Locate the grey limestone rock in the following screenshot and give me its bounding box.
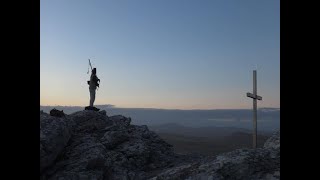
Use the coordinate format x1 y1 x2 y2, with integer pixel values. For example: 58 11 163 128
150 130 280 180
40 110 176 180
40 109 279 180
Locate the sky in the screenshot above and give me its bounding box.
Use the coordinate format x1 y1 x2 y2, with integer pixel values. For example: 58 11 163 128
40 0 280 109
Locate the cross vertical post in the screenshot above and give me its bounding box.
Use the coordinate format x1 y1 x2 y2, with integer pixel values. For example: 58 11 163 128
247 70 262 149
253 70 257 148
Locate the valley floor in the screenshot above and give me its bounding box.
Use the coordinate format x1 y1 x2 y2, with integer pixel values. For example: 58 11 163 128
157 132 269 156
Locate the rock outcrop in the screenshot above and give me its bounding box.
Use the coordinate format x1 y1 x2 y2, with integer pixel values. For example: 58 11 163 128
150 130 280 180
40 110 176 180
40 111 75 173
40 109 280 180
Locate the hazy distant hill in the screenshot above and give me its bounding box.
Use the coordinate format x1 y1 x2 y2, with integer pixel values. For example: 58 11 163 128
149 123 271 137
148 123 271 156
149 123 249 138
40 105 280 132
157 131 270 156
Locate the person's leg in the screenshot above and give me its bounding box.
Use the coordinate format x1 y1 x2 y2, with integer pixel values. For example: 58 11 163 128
92 89 96 106
89 88 94 107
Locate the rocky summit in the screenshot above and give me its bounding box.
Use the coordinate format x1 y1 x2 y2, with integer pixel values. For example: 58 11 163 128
40 110 177 180
40 110 280 180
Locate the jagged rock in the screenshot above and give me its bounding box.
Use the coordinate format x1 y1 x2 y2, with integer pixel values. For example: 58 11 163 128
99 110 107 116
40 112 74 174
40 109 279 180
109 115 131 127
100 129 130 149
263 130 280 150
40 110 176 180
150 130 280 180
49 108 65 117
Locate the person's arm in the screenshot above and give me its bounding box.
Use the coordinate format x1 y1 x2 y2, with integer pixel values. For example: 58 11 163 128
94 75 100 87
96 75 100 82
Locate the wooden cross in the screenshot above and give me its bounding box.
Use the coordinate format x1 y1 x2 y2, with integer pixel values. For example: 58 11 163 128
246 70 262 148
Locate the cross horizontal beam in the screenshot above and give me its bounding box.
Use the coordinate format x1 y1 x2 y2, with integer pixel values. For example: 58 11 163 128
247 93 262 100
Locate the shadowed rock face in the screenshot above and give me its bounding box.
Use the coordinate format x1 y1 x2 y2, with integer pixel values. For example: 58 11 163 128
40 110 280 180
40 110 176 180
150 130 280 180
263 130 280 150
40 111 75 173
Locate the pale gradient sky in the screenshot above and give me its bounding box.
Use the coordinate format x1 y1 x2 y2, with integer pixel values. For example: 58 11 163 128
40 0 280 109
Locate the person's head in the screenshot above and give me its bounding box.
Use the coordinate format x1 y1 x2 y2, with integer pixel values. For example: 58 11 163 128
92 68 97 75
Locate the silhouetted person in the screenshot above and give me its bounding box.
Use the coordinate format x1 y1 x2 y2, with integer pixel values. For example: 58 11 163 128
89 68 100 107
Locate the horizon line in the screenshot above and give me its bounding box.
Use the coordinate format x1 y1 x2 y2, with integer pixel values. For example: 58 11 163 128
40 104 280 111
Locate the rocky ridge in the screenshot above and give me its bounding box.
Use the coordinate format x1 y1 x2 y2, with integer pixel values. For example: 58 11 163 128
40 110 280 180
149 130 280 180
40 110 179 179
